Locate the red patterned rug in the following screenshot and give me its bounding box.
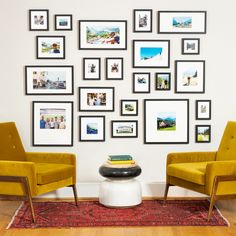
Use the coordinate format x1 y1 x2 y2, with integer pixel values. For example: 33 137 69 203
8 200 228 228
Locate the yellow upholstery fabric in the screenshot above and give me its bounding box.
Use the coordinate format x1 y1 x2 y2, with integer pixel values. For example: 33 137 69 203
36 163 74 185
167 162 209 185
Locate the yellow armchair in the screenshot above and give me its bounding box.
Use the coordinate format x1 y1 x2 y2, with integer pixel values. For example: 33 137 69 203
165 121 236 220
0 122 78 222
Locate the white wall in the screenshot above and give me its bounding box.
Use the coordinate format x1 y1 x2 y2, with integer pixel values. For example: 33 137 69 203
0 0 236 198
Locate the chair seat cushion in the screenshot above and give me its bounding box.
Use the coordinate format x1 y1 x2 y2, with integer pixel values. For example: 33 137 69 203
167 162 208 185
35 163 74 185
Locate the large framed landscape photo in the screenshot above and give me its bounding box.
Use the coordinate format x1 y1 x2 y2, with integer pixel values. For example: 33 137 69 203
144 99 189 144
25 65 73 95
79 20 127 50
32 101 73 146
158 11 207 34
133 40 170 68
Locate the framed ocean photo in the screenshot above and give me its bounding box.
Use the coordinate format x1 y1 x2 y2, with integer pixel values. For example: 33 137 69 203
133 40 170 68
79 20 127 50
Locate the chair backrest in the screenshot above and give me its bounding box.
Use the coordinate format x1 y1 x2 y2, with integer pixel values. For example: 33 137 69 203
217 121 236 161
0 122 26 161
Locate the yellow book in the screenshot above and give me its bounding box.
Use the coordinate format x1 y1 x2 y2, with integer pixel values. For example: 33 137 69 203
107 160 135 165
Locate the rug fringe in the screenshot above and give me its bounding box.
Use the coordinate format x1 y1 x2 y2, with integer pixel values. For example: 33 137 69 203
6 201 24 229
215 205 230 227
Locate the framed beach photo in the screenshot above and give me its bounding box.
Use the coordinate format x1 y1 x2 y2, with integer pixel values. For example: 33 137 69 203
155 73 171 91
106 58 123 80
55 14 72 30
158 11 207 34
79 20 127 50
133 9 152 32
36 36 65 59
195 125 211 143
120 100 138 116
175 60 205 93
79 116 105 142
32 101 73 146
182 38 200 55
196 100 211 120
133 72 150 93
29 9 49 31
133 40 170 68
83 58 101 80
25 65 73 95
144 99 189 144
111 120 138 138
79 87 115 112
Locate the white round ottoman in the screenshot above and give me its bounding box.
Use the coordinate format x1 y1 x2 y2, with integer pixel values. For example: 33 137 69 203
99 165 142 207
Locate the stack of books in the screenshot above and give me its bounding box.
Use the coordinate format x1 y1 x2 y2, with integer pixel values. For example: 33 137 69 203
107 155 135 166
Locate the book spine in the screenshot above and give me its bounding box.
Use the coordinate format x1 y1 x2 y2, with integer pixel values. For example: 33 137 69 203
108 156 133 161
107 160 135 165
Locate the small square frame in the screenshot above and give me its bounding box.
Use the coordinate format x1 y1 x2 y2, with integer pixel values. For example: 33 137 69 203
83 58 101 80
195 125 211 143
133 9 153 32
196 100 211 120
106 58 123 80
120 100 138 116
133 72 150 93
55 14 72 31
155 72 171 91
182 38 200 55
29 9 49 31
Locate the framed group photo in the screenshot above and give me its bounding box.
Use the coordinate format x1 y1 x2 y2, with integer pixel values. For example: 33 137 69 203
79 116 105 142
196 100 211 120
83 58 101 80
25 65 74 95
55 14 72 30
144 99 189 144
158 11 207 34
32 101 73 146
133 40 170 68
133 72 150 93
36 36 65 59
29 9 49 31
106 58 123 80
79 20 127 50
120 100 138 116
133 9 152 32
79 87 115 112
155 72 171 91
195 125 211 143
111 120 138 138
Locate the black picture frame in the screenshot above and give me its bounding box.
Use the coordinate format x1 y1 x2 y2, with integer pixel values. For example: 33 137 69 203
175 60 205 94
158 11 207 34
155 72 171 91
111 120 138 138
83 58 101 80
79 116 105 142
133 40 170 68
32 101 73 146
36 36 65 59
196 100 211 120
25 65 74 95
55 14 73 31
105 57 123 80
195 125 211 143
120 100 138 116
182 38 200 55
29 9 49 31
78 20 127 50
78 87 115 112
133 9 153 33
133 72 151 93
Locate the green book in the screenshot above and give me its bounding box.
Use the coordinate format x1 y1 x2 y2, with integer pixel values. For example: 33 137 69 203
108 155 133 161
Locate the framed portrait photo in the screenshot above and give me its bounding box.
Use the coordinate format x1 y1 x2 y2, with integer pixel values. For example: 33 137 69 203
36 36 65 59
111 120 138 138
158 11 207 34
25 65 73 95
182 38 200 55
175 60 205 93
79 116 105 142
106 58 123 80
133 72 150 93
32 101 73 146
144 99 189 144
120 100 138 116
83 58 101 80
133 40 170 68
79 87 114 112
133 9 152 32
55 14 72 30
79 20 127 50
155 72 171 91
195 125 211 143
29 9 49 31
196 100 211 120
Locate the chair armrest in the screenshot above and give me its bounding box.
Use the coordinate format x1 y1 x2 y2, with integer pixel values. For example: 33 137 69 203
205 161 236 195
0 161 37 195
26 152 76 166
167 152 216 166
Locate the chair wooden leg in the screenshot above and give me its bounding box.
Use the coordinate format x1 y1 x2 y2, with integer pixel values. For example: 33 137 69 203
71 184 78 206
208 176 219 221
164 183 170 202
